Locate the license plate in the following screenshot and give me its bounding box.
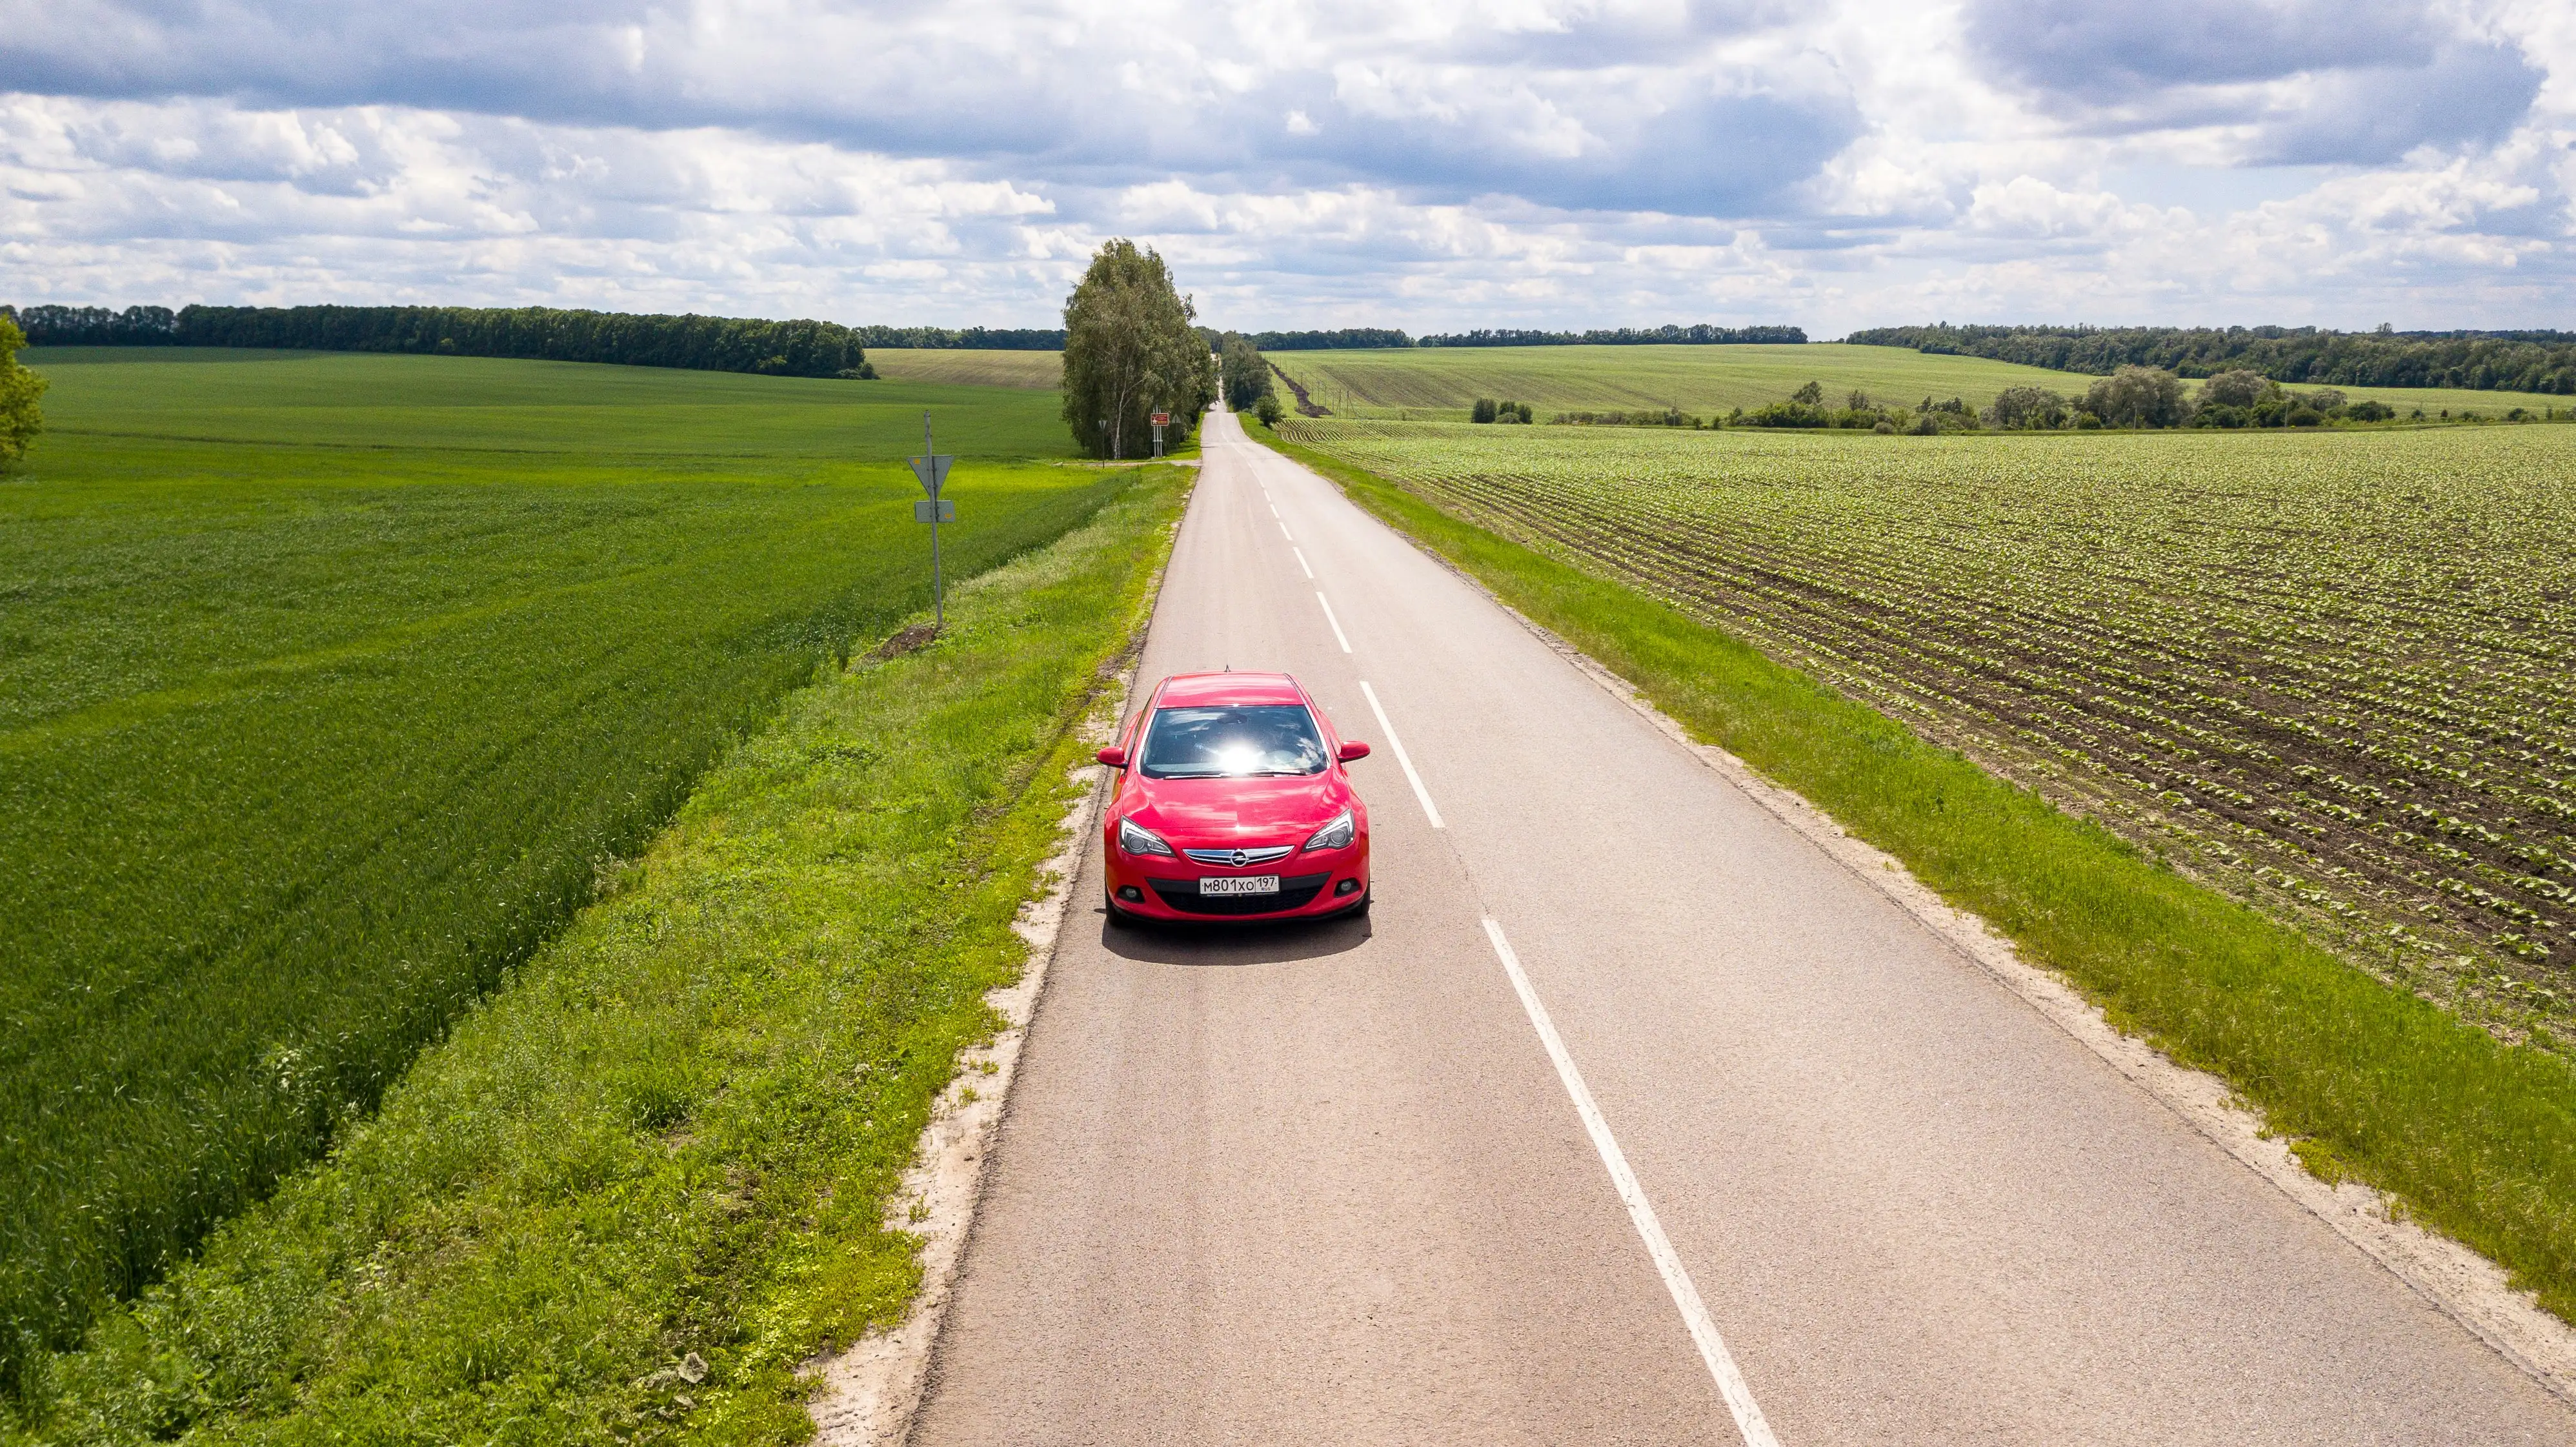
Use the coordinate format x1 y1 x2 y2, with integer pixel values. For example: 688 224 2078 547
1199 875 1280 896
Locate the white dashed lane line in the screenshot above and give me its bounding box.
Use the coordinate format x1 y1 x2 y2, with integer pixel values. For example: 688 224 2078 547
1480 918 1781 1447
1269 457 1754 1424
1316 591 1353 653
1357 681 1443 830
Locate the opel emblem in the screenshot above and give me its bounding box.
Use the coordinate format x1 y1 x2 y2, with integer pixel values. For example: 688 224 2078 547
1229 849 1249 867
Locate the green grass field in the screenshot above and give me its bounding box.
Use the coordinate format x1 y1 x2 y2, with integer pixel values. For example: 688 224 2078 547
1265 343 2570 420
0 349 1100 1399
21 347 1071 456
863 348 1062 390
1254 416 2576 1328
12 465 1189 1445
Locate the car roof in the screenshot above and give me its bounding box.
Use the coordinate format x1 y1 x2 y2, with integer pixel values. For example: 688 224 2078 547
1154 671 1305 707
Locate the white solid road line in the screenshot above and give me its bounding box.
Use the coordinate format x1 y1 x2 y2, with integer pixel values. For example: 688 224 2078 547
1481 918 1784 1447
1316 591 1353 653
1358 681 1444 829
1292 547 1314 580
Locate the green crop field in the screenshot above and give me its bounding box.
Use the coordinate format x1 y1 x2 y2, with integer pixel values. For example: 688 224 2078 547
0 349 1103 1395
20 346 1071 455
1268 343 2114 417
1265 343 2570 421
1278 417 2576 1037
865 348 1062 390
10 463 1189 1444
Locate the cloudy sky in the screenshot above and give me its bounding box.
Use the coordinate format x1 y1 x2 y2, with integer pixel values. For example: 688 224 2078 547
1 0 2569 334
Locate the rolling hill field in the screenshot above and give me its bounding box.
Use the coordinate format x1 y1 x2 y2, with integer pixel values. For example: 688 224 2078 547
1266 342 2570 420
864 347 1062 390
21 346 1071 454
0 348 1107 1393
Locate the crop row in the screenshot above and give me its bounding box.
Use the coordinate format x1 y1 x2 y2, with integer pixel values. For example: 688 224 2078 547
1285 419 2576 1026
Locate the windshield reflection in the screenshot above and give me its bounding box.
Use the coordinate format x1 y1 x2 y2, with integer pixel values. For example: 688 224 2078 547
1140 705 1328 779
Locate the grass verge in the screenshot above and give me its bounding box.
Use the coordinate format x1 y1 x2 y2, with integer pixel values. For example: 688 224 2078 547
1249 421 2576 1325
7 462 1189 1446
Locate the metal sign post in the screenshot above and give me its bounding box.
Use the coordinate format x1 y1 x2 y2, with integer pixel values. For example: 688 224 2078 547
1151 410 1170 458
907 411 956 629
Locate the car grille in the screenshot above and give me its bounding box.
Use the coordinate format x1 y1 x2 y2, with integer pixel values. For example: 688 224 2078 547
1149 871 1332 915
1181 844 1297 867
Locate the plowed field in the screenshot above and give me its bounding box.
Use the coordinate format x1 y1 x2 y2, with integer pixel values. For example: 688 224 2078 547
1282 418 2576 1037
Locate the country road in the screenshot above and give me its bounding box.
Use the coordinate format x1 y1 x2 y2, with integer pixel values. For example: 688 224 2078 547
906 409 2573 1444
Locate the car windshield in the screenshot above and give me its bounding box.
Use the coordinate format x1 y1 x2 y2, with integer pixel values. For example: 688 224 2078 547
1139 703 1328 779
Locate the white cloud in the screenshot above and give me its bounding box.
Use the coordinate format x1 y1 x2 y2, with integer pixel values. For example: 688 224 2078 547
0 0 2565 330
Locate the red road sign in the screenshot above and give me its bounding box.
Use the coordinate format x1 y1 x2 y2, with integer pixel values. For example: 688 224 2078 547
1151 412 1171 426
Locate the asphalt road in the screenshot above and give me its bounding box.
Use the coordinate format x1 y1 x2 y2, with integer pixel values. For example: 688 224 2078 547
908 409 2573 1444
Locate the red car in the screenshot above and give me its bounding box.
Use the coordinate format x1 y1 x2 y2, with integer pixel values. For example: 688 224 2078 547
1097 671 1372 923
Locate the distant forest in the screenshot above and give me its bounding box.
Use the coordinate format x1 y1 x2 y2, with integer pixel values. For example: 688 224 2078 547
2 305 1079 374
1246 328 1416 350
1249 324 1806 350
1849 324 2576 395
856 325 1063 350
10 304 1820 367
4 303 877 378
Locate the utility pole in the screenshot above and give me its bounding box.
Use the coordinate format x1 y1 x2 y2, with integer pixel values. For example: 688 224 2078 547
908 411 956 629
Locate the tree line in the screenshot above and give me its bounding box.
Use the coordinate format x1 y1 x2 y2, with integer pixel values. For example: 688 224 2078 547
1244 323 1805 351
1247 328 1415 351
6 305 1079 360
1848 323 2576 395
1217 334 1283 424
2 303 876 378
855 325 1063 350
4 305 185 345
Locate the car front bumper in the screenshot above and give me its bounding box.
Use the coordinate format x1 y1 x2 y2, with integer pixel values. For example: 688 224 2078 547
1103 841 1369 922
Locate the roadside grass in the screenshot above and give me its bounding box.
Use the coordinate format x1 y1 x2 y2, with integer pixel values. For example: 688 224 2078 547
0 350 1095 1402
1249 421 2576 1325
6 461 1189 1446
1263 342 2571 421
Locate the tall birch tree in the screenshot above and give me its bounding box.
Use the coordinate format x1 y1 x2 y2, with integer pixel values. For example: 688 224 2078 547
1062 240 1216 459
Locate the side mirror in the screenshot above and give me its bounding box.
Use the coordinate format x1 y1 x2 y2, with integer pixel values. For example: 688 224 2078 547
1338 740 1371 762
1096 746 1128 769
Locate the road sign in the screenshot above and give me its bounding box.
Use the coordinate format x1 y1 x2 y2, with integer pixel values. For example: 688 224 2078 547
914 412 951 629
908 454 956 497
1150 412 1170 426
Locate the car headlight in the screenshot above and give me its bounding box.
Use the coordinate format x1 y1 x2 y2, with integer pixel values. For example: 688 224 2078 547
1303 809 1354 853
1118 816 1174 857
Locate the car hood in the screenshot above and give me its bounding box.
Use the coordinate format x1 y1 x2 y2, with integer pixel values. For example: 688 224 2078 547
1127 773 1347 844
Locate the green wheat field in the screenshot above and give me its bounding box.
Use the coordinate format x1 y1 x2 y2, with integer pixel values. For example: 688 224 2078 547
0 348 1100 1392
1265 342 2569 420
